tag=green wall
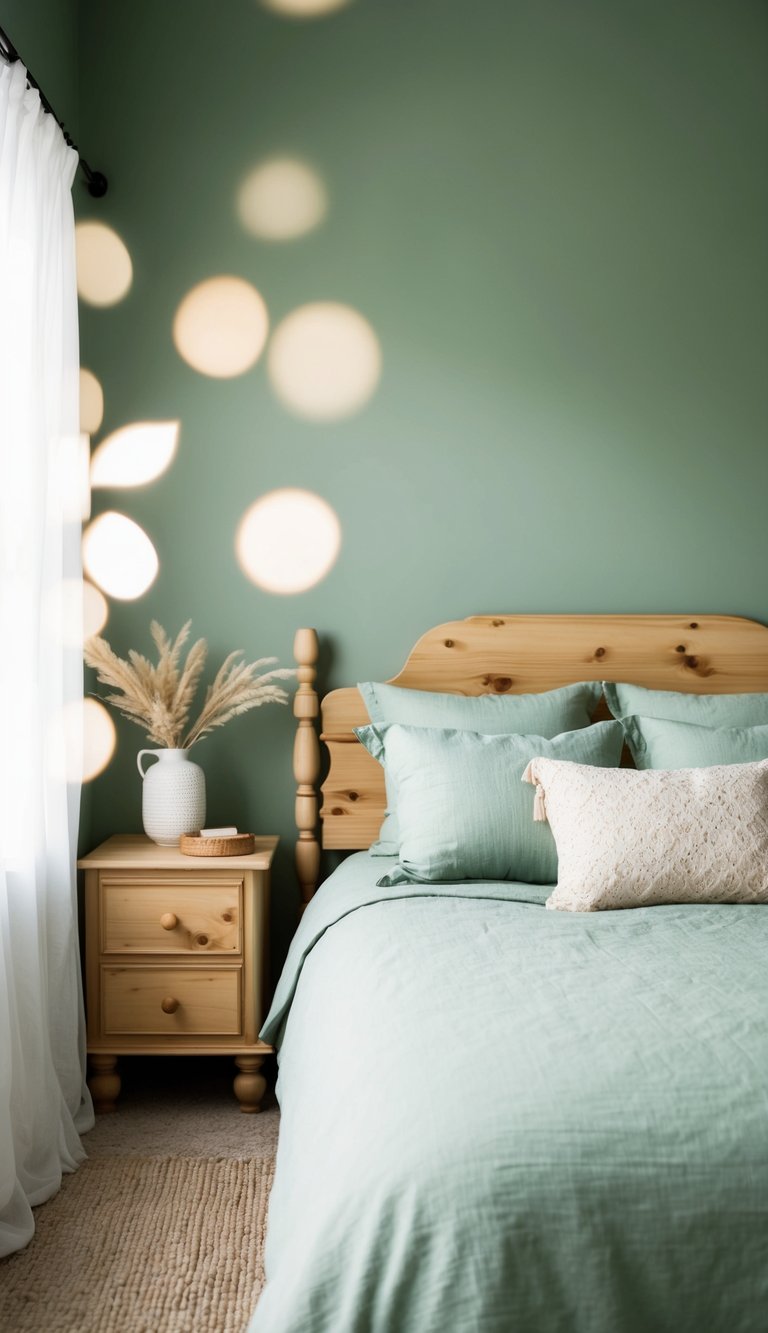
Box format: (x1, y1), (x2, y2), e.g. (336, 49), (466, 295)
(2, 0), (79, 136)
(73, 0), (767, 961)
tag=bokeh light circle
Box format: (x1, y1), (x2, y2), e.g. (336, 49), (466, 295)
(236, 488), (341, 593)
(62, 699), (116, 782)
(56, 578), (109, 647)
(81, 699), (117, 781)
(79, 368), (104, 434)
(260, 0), (353, 16)
(75, 222), (133, 307)
(84, 581), (109, 638)
(82, 512), (159, 600)
(237, 158), (328, 241)
(60, 433), (91, 521)
(173, 276), (269, 378)
(90, 421), (180, 489)
(268, 301), (381, 420)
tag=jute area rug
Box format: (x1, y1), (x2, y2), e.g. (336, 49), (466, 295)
(0, 1155), (275, 1333)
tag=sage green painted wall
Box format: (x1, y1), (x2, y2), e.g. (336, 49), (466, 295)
(77, 0), (768, 961)
(2, 0), (78, 136)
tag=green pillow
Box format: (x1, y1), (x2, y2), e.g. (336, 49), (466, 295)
(355, 720), (624, 886)
(603, 682), (768, 730)
(623, 715), (768, 770)
(359, 680), (603, 854)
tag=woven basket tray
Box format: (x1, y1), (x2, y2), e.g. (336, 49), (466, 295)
(179, 832), (256, 857)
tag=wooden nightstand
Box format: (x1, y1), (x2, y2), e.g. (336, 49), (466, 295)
(78, 834), (277, 1114)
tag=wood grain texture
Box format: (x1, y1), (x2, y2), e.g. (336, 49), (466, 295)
(78, 834), (278, 871)
(233, 1054), (267, 1114)
(101, 879), (243, 954)
(84, 836), (275, 1110)
(320, 615), (768, 853)
(294, 627), (321, 907)
(88, 1054), (120, 1114)
(101, 966), (242, 1036)
(321, 741), (389, 849)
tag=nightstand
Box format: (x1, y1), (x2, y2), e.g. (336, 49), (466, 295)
(78, 834), (277, 1114)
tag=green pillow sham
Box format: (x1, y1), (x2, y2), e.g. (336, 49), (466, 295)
(359, 679), (603, 854)
(356, 720), (624, 886)
(604, 682), (768, 731)
(622, 715), (768, 770)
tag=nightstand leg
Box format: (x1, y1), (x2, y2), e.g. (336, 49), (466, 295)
(89, 1054), (121, 1113)
(233, 1055), (266, 1113)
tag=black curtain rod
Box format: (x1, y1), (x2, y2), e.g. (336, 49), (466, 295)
(0, 23), (107, 197)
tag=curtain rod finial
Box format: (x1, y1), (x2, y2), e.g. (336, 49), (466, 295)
(86, 171), (108, 199)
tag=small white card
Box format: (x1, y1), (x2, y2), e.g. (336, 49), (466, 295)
(200, 826), (238, 838)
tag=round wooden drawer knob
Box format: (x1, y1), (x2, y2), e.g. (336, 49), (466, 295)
(160, 913), (178, 931)
(161, 996), (180, 1014)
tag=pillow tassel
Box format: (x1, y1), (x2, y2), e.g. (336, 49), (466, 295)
(533, 784), (548, 822)
(521, 759), (548, 822)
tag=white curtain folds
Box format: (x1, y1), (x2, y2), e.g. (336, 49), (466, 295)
(0, 58), (93, 1258)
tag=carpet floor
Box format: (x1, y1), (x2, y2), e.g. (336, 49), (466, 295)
(0, 1057), (279, 1333)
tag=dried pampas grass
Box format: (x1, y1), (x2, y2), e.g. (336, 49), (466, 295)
(84, 621), (294, 749)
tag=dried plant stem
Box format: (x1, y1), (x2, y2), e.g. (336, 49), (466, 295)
(84, 623), (293, 750)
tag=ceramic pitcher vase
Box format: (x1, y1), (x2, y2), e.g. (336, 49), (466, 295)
(136, 748), (206, 846)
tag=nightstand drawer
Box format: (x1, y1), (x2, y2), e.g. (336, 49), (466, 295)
(101, 966), (242, 1035)
(102, 878), (242, 954)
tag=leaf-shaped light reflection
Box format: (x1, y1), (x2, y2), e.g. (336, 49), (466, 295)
(82, 512), (159, 600)
(90, 421), (180, 489)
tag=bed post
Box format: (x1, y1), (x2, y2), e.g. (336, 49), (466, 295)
(293, 627), (321, 911)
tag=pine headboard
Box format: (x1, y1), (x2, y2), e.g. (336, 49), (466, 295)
(292, 615), (768, 907)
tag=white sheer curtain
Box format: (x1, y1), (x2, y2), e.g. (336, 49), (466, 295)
(0, 58), (93, 1258)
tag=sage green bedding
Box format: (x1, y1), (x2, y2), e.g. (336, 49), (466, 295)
(356, 720), (623, 885)
(621, 715), (768, 770)
(249, 852), (768, 1333)
(359, 680), (603, 853)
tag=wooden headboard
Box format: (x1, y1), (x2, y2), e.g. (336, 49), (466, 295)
(292, 615), (768, 906)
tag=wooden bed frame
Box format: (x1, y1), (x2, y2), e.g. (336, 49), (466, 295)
(291, 615), (768, 907)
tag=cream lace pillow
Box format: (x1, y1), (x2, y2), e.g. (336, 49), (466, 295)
(522, 757), (768, 912)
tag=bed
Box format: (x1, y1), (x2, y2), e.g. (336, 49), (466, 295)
(249, 615), (768, 1333)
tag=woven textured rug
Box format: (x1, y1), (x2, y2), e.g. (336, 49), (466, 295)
(0, 1155), (275, 1332)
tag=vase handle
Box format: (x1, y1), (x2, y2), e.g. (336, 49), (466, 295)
(137, 749), (159, 780)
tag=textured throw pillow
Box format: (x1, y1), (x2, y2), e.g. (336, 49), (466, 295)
(356, 720), (623, 886)
(603, 682), (768, 768)
(522, 756), (768, 911)
(623, 716), (768, 770)
(359, 680), (603, 853)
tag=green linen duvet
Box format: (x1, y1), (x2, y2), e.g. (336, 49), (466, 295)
(249, 853), (768, 1333)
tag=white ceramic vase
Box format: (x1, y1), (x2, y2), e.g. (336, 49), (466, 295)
(137, 748), (206, 847)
